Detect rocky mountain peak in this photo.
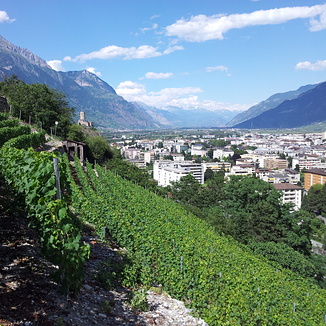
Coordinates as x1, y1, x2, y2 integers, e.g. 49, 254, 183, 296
0, 34, 51, 69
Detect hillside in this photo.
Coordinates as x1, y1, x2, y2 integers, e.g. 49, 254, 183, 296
0, 176, 204, 326
227, 83, 319, 127
234, 81, 326, 129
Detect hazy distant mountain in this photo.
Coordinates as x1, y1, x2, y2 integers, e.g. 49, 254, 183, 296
133, 102, 239, 128
234, 81, 326, 129
227, 83, 319, 127
0, 35, 163, 130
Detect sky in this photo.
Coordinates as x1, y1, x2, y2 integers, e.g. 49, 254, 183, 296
1, 0, 326, 114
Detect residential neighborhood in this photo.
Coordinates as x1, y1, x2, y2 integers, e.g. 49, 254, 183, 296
110, 130, 326, 211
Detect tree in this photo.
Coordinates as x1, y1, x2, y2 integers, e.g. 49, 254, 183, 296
169, 174, 202, 207
279, 153, 286, 159
210, 139, 230, 147
86, 136, 113, 163
220, 176, 284, 243
247, 241, 317, 280
204, 168, 214, 181
67, 124, 86, 142
0, 76, 74, 137
163, 154, 173, 161
302, 184, 326, 216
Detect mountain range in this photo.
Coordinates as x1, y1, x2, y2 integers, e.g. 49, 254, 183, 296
226, 83, 319, 127
232, 81, 326, 129
0, 35, 238, 130
0, 34, 325, 130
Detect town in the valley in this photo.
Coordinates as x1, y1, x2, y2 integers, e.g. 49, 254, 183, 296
107, 129, 326, 211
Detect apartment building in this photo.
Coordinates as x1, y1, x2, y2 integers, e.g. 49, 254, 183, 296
213, 148, 234, 160
153, 161, 204, 187
123, 148, 140, 160
191, 144, 208, 157
225, 164, 254, 178
273, 183, 302, 211
264, 158, 288, 170
201, 162, 231, 173
292, 155, 322, 170
304, 168, 326, 190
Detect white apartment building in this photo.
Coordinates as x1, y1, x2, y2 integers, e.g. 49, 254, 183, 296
191, 144, 208, 157
123, 148, 140, 160
273, 183, 302, 211
292, 155, 322, 170
201, 162, 231, 173
141, 151, 154, 164
225, 165, 254, 178
213, 148, 234, 160
153, 161, 204, 187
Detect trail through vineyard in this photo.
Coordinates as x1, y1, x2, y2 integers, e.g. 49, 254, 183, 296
0, 177, 207, 326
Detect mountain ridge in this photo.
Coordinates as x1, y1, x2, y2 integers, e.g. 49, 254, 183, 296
234, 81, 326, 129
227, 83, 319, 127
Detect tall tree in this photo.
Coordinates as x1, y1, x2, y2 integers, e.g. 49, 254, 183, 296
0, 76, 74, 137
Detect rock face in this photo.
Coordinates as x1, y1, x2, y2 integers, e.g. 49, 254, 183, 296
0, 35, 51, 69
0, 35, 163, 130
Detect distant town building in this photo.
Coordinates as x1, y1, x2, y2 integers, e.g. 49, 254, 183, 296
78, 111, 94, 127
225, 164, 254, 178
191, 144, 208, 157
292, 155, 322, 170
123, 148, 140, 160
201, 162, 231, 173
153, 161, 204, 187
213, 148, 234, 160
273, 183, 302, 211
264, 158, 288, 170
304, 168, 326, 190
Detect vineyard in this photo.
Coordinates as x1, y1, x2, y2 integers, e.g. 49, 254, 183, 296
67, 156, 326, 326
0, 113, 326, 325
0, 113, 89, 292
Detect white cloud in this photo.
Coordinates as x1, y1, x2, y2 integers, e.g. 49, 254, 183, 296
0, 11, 15, 23
47, 60, 64, 71
65, 45, 161, 62
309, 10, 326, 31
116, 80, 248, 112
165, 4, 326, 42
163, 45, 184, 55
86, 66, 102, 77
295, 60, 326, 71
140, 23, 158, 32
205, 65, 228, 72
143, 72, 173, 79
116, 81, 147, 97
65, 43, 184, 63
150, 14, 160, 20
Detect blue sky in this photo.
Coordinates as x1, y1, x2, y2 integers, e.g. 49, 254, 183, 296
1, 0, 326, 113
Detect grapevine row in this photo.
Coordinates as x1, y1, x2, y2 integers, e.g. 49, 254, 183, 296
0, 147, 89, 293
